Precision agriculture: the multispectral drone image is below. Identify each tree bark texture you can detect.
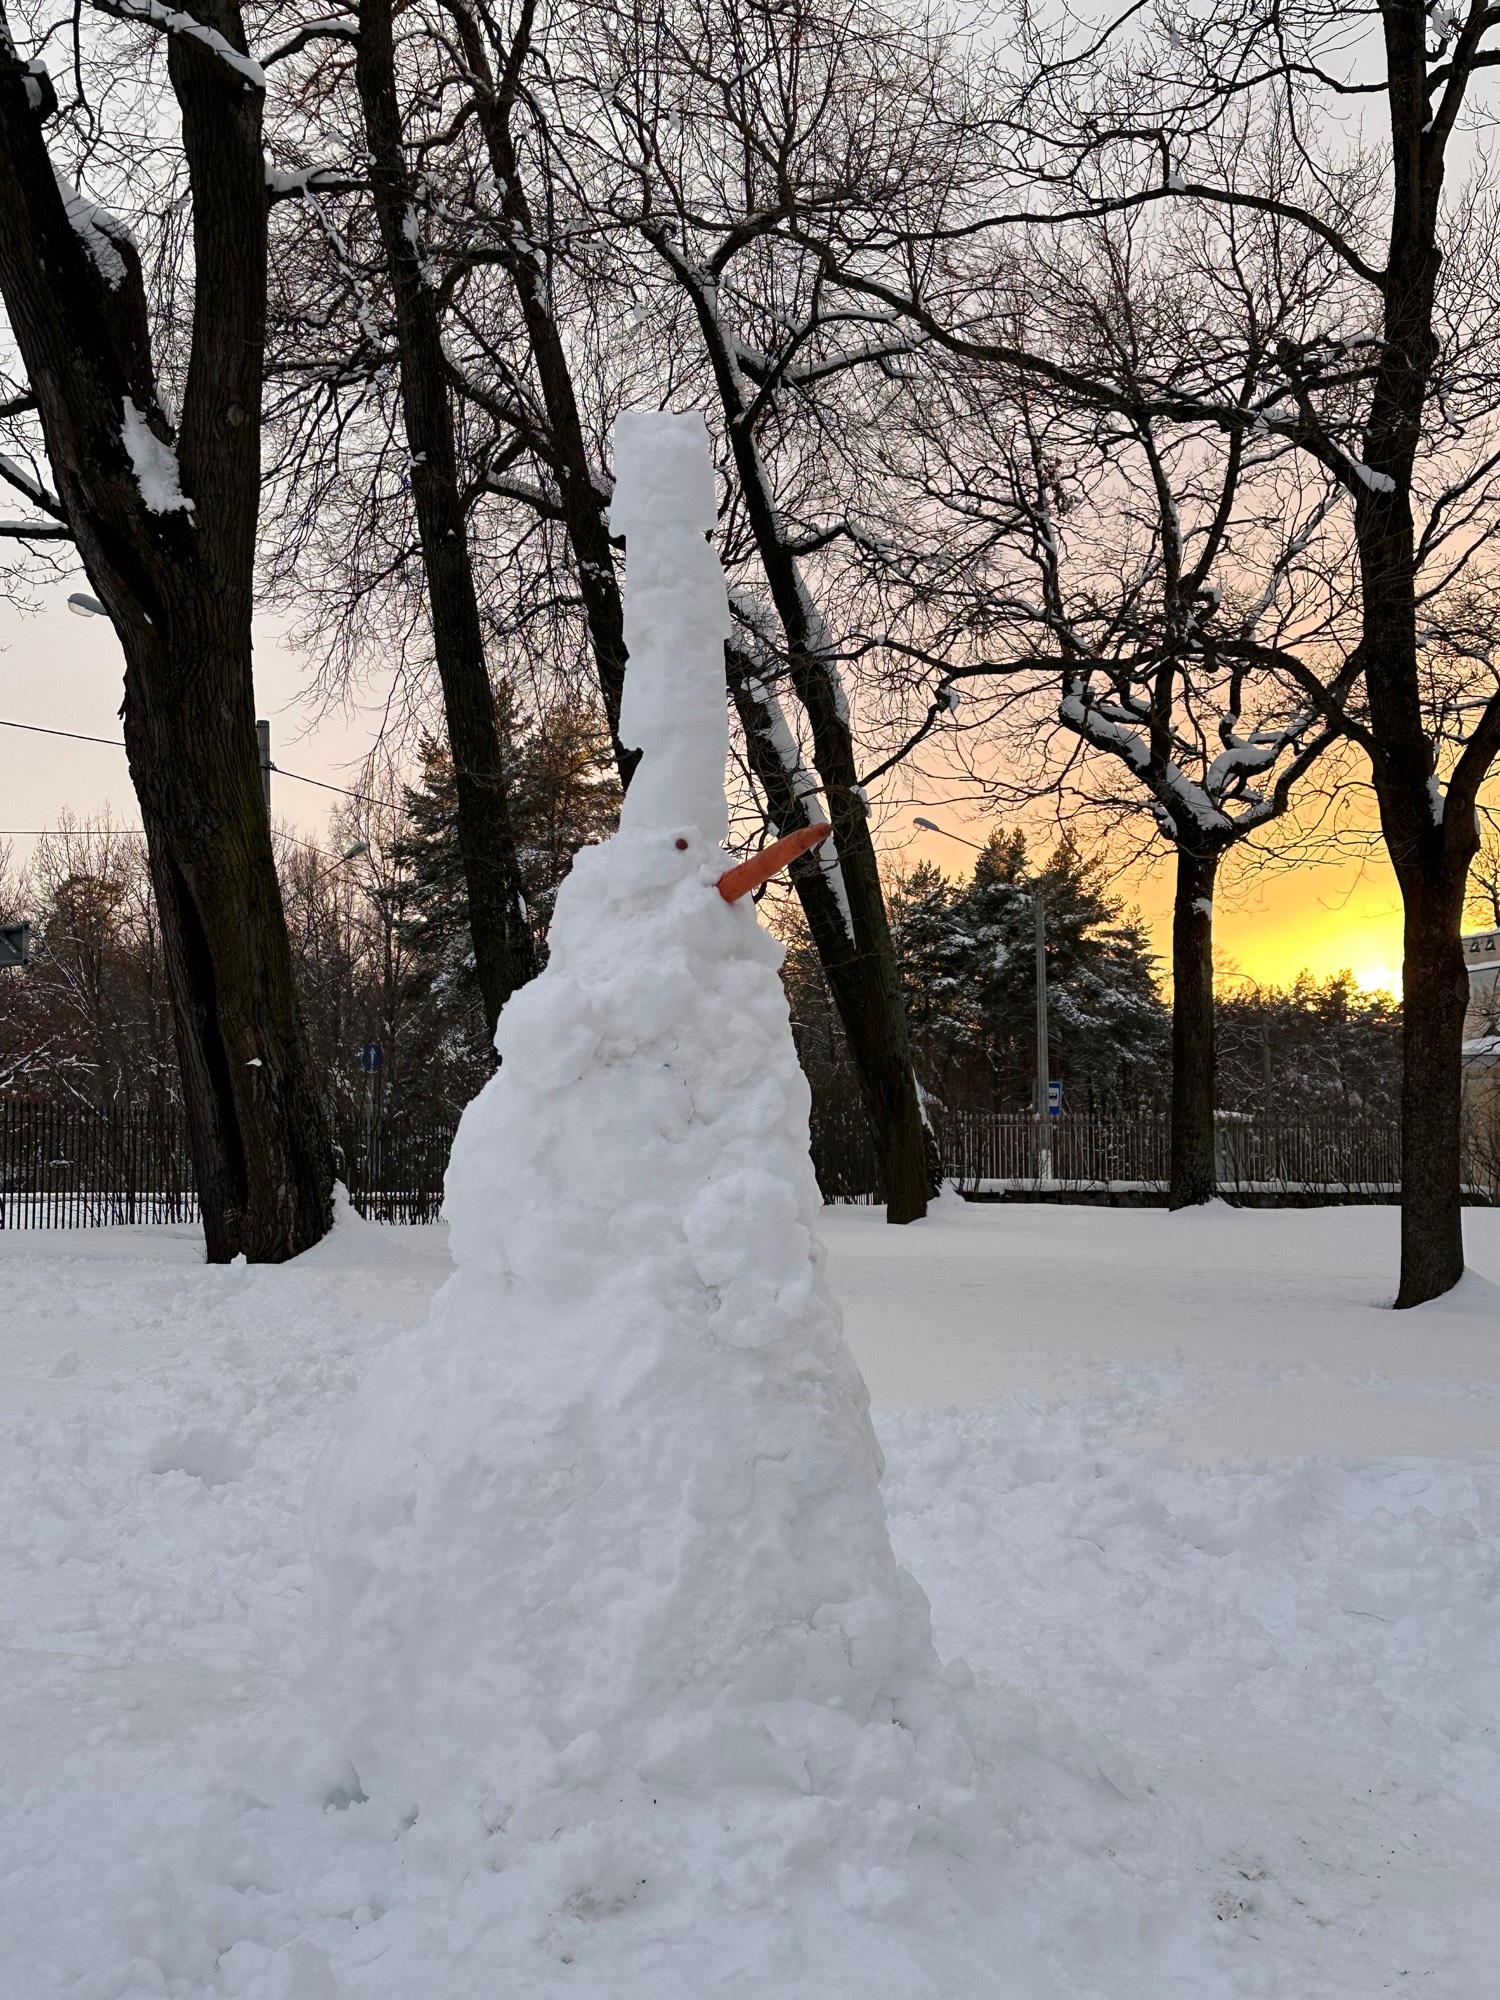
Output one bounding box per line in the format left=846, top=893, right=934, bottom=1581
left=1169, top=845, right=1219, bottom=1209
left=1353, top=0, right=1485, bottom=1302
left=357, top=0, right=536, bottom=1040
left=1394, top=879, right=1471, bottom=1304
left=0, top=5, right=333, bottom=1262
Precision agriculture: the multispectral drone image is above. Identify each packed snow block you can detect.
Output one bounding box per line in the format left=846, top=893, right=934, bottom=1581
left=611, top=408, right=732, bottom=842
left=607, top=407, right=719, bottom=532
left=304, top=409, right=966, bottom=1868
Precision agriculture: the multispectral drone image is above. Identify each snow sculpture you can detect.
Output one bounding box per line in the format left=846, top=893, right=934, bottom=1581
left=307, top=409, right=962, bottom=1859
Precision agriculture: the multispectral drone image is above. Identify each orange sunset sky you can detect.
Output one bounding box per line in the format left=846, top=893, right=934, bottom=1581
left=902, top=807, right=1408, bottom=996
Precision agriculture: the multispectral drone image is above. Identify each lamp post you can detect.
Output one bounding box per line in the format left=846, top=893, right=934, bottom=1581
left=1033, top=889, right=1051, bottom=1183
left=256, top=720, right=272, bottom=819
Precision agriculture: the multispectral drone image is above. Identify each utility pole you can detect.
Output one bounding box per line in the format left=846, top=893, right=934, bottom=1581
left=1034, top=890, right=1051, bottom=1183
left=256, top=719, right=271, bottom=820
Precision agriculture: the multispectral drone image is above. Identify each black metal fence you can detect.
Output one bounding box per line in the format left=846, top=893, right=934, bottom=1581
left=0, top=1097, right=197, bottom=1228
left=333, top=1116, right=456, bottom=1224
left=0, top=1096, right=461, bottom=1230
left=0, top=1093, right=1480, bottom=1228
left=811, top=1101, right=1414, bottom=1203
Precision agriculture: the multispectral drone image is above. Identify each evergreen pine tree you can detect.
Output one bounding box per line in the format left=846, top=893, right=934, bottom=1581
left=889, top=830, right=1168, bottom=1111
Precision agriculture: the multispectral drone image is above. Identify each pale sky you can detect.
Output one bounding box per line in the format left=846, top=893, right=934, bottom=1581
left=0, top=582, right=381, bottom=864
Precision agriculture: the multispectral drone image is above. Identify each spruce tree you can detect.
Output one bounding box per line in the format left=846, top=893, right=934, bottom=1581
left=888, top=832, right=1167, bottom=1112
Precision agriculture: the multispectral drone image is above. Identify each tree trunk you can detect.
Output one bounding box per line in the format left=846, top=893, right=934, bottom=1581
left=1170, top=844, right=1219, bottom=1209
left=0, top=5, right=334, bottom=1262
left=1358, top=0, right=1472, bottom=1304
left=723, top=628, right=927, bottom=1222
left=357, top=0, right=536, bottom=1040
left=124, top=624, right=335, bottom=1261
left=1355, top=434, right=1474, bottom=1305
left=1394, top=875, right=1470, bottom=1305
left=671, top=262, right=928, bottom=1221
left=728, top=651, right=936, bottom=1215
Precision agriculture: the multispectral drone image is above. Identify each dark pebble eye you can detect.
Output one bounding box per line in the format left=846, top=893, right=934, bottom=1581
left=675, top=838, right=689, bottom=850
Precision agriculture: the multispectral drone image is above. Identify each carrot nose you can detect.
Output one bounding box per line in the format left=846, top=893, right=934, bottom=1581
left=716, top=823, right=833, bottom=903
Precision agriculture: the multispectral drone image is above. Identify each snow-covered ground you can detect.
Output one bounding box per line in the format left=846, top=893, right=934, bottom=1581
left=1, top=1198, right=1497, bottom=1996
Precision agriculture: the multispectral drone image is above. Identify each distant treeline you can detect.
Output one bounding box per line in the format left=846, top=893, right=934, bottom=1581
left=2, top=794, right=1399, bottom=1129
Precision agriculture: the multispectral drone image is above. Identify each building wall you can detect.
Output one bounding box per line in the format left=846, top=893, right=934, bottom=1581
left=1464, top=928, right=1500, bottom=1036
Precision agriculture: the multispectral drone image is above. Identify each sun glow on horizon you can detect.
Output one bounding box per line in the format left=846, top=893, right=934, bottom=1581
left=898, top=810, right=1410, bottom=999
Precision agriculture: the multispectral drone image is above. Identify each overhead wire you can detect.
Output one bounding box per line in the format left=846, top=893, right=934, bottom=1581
left=0, top=714, right=388, bottom=807
left=0, top=822, right=362, bottom=865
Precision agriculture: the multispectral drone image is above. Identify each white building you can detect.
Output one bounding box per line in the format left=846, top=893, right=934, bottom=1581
left=1464, top=926, right=1500, bottom=1033
left=1462, top=929, right=1500, bottom=1191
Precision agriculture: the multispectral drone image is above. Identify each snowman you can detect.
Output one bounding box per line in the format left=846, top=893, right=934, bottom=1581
left=305, top=410, right=965, bottom=1866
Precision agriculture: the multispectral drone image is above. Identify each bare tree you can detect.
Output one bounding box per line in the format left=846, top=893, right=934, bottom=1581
left=800, top=3, right=1500, bottom=1301
left=268, top=0, right=947, bottom=1217
left=354, top=0, right=537, bottom=1038
left=0, top=0, right=337, bottom=1260
left=0, top=815, right=179, bottom=1102
left=437, top=0, right=638, bottom=788
left=563, top=0, right=966, bottom=1219
left=857, top=195, right=1364, bottom=1204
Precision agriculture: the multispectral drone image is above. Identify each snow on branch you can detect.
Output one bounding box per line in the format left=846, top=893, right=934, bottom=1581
left=53, top=172, right=134, bottom=290
left=1343, top=456, right=1397, bottom=496
left=262, top=16, right=358, bottom=68
left=0, top=518, right=74, bottom=540
left=731, top=589, right=852, bottom=936
left=297, top=194, right=386, bottom=347
left=482, top=469, right=564, bottom=517
left=1205, top=733, right=1284, bottom=792
left=0, top=451, right=65, bottom=519
left=1237, top=491, right=1340, bottom=638
left=265, top=165, right=362, bottom=202
left=1060, top=677, right=1232, bottom=835
left=120, top=402, right=193, bottom=516
left=88, top=0, right=267, bottom=89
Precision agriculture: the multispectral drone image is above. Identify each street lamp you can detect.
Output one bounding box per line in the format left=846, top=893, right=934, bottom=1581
left=912, top=813, right=982, bottom=850
left=66, top=592, right=106, bottom=617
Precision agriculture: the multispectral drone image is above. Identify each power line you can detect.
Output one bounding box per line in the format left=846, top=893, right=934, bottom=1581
left=0, top=714, right=385, bottom=806
left=265, top=761, right=388, bottom=809
left=0, top=717, right=123, bottom=750
left=0, top=824, right=358, bottom=864
left=0, top=816, right=364, bottom=872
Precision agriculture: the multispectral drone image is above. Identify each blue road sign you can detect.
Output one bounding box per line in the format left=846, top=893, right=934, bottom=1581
left=361, top=1041, right=383, bottom=1075
left=1047, top=1080, right=1062, bottom=1120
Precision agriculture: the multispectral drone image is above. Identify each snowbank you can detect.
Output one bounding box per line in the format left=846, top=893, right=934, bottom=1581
left=0, top=1206, right=1497, bottom=1994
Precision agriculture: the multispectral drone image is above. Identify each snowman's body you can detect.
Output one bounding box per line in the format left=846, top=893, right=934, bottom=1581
left=308, top=411, right=961, bottom=1849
